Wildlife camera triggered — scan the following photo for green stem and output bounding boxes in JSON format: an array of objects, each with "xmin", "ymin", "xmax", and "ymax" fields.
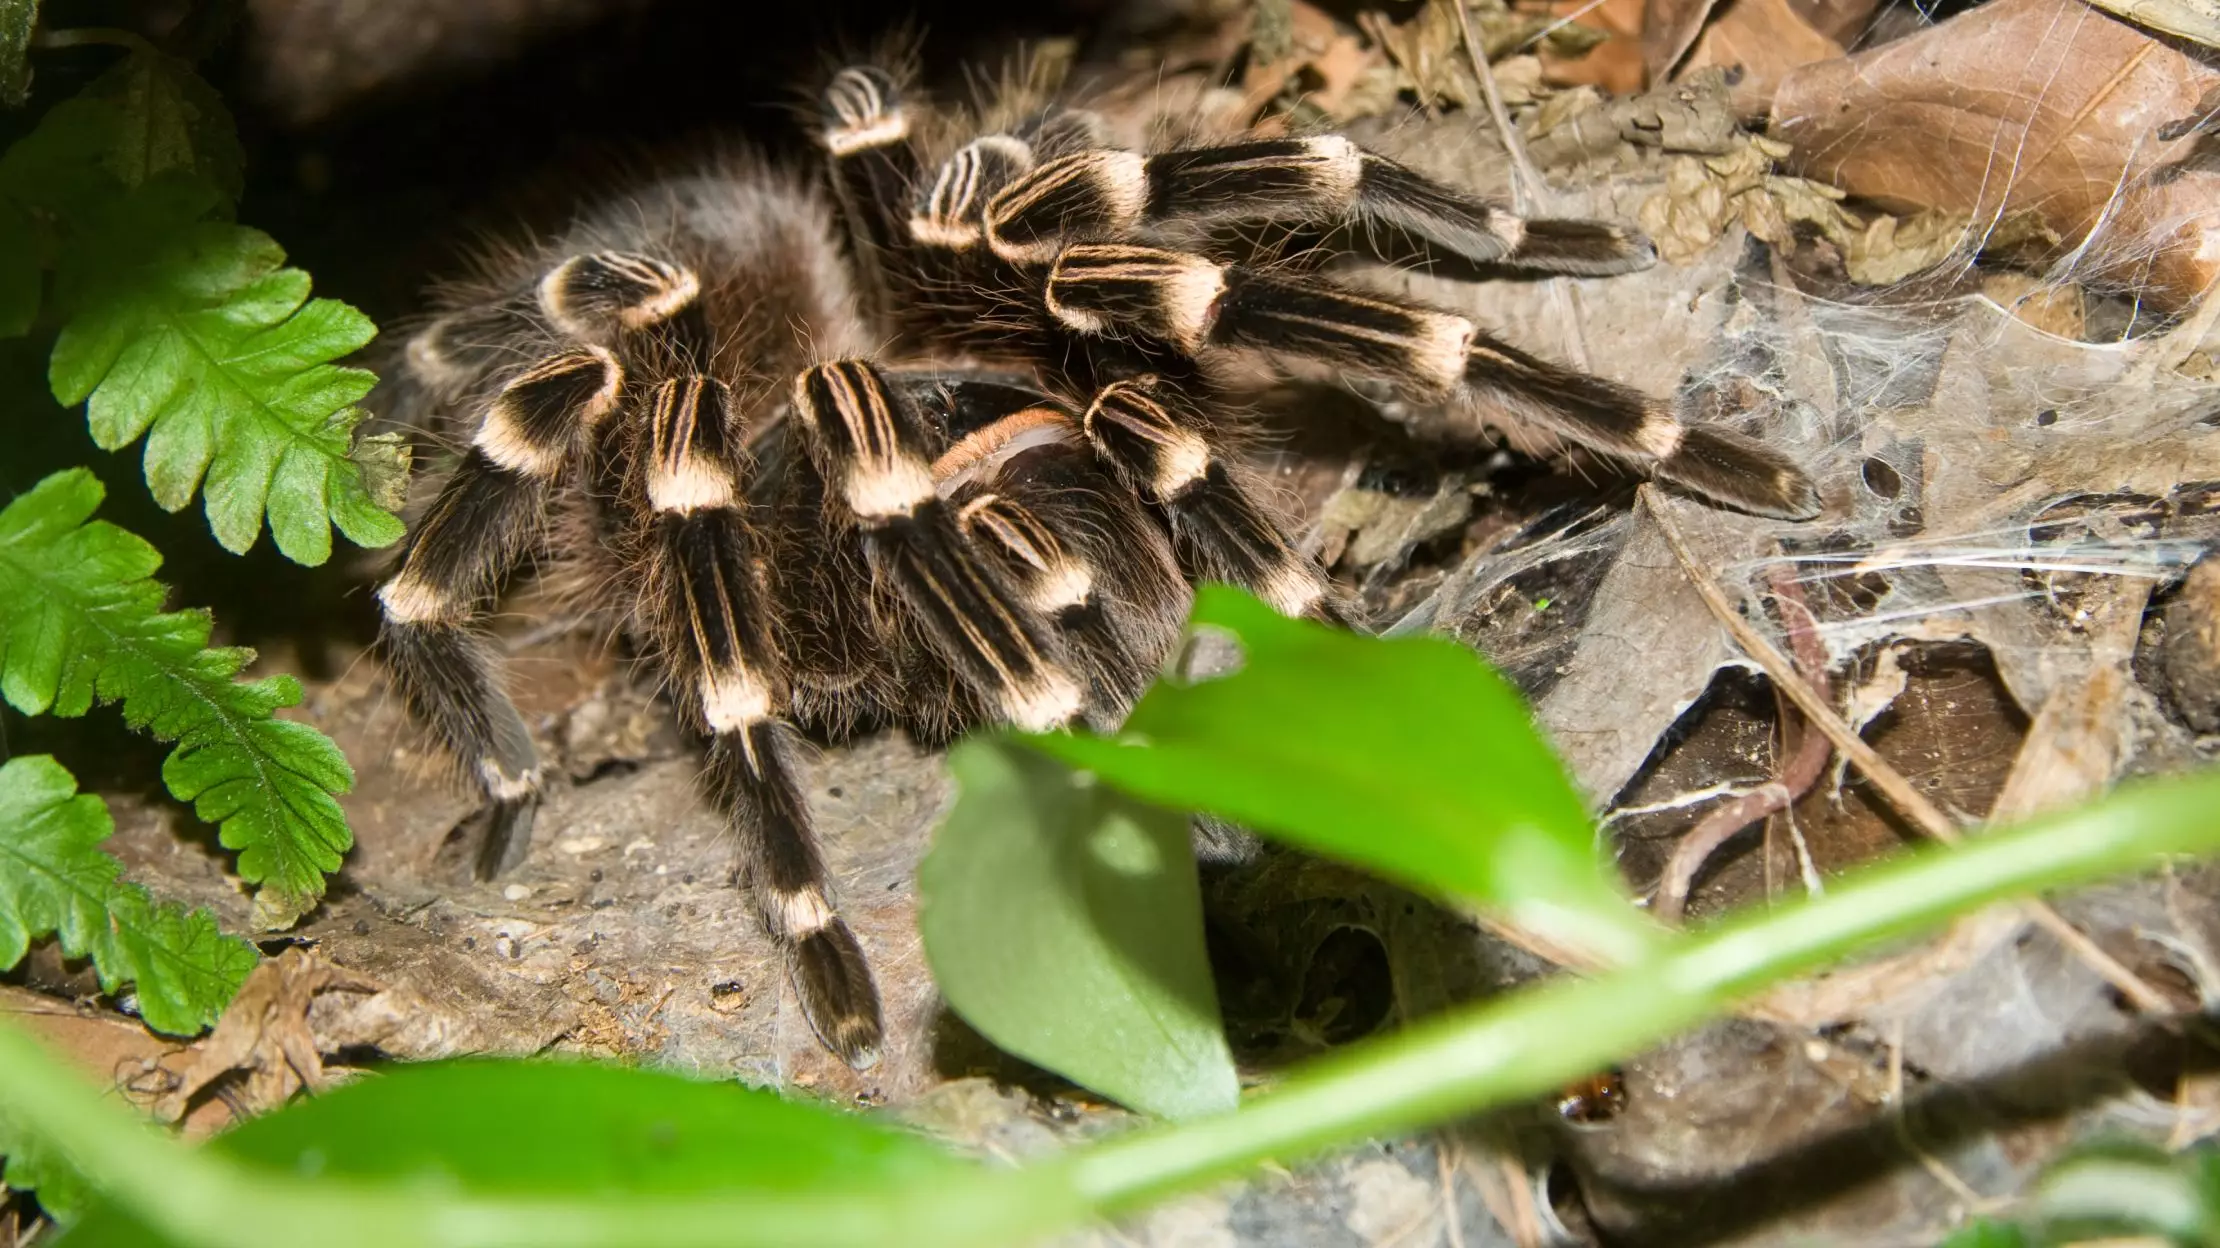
[
  {"xmin": 1, "ymin": 771, "xmax": 2214, "ymax": 1246},
  {"xmin": 1060, "ymin": 770, "xmax": 2220, "ymax": 1210}
]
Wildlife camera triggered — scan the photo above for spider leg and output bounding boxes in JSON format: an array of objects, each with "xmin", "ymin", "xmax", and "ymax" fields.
[
  {"xmin": 924, "ymin": 388, "xmax": 1188, "ymax": 721},
  {"xmin": 1043, "ymin": 245, "xmax": 1821, "ymax": 520},
  {"xmin": 1077, "ymin": 376, "xmax": 1340, "ymax": 619},
  {"xmin": 792, "ymin": 359, "xmax": 1085, "ymax": 731},
  {"xmin": 982, "ymin": 138, "xmax": 1652, "ymax": 276},
  {"xmin": 380, "ymin": 249, "xmax": 703, "ymax": 880},
  {"xmin": 634, "ymin": 372, "xmax": 884, "ymax": 1067},
  {"xmin": 816, "ymin": 65, "xmax": 921, "ymax": 320},
  {"xmin": 376, "ymin": 346, "xmax": 623, "ymax": 878}
]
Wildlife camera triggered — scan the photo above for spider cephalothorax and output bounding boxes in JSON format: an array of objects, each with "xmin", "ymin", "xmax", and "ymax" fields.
[{"xmin": 373, "ymin": 55, "xmax": 1818, "ymax": 1068}]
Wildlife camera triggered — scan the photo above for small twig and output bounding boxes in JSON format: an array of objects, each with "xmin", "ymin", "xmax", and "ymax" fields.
[
  {"xmin": 1654, "ymin": 571, "xmax": 1833, "ymax": 924},
  {"xmin": 1450, "ymin": 4, "xmax": 1597, "ymax": 374},
  {"xmin": 1884, "ymin": 1021, "xmax": 1990, "ymax": 1211},
  {"xmin": 1451, "ymin": 2, "xmax": 1545, "ymax": 214},
  {"xmin": 1436, "ymin": 1140, "xmax": 1470, "ymax": 1248},
  {"xmin": 1640, "ymin": 487, "xmax": 2178, "ymax": 1014}
]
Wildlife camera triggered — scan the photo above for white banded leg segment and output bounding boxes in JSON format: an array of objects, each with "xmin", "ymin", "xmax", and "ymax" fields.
[
  {"xmin": 1044, "ymin": 245, "xmax": 1226, "ymax": 351},
  {"xmin": 472, "ymin": 347, "xmax": 622, "ymax": 477},
  {"xmin": 984, "ymin": 150, "xmax": 1149, "ymax": 264},
  {"xmin": 1354, "ymin": 156, "xmax": 1657, "ymax": 274},
  {"xmin": 912, "ymin": 136, "xmax": 1035, "ymax": 250},
  {"xmin": 1081, "ymin": 380, "xmax": 1213, "ymax": 503},
  {"xmin": 1145, "ymin": 136, "xmax": 1364, "ymax": 221},
  {"xmin": 1203, "ymin": 267, "xmax": 1475, "ymax": 399},
  {"xmin": 378, "ymin": 617, "xmax": 544, "ymax": 879},
  {"xmin": 378, "ymin": 452, "xmax": 551, "ymax": 626},
  {"xmin": 988, "ymin": 138, "xmax": 1371, "ymax": 263},
  {"xmin": 820, "ymin": 65, "xmax": 908, "ymax": 155},
  {"xmin": 537, "ymin": 251, "xmax": 700, "ymax": 339},
  {"xmin": 793, "ymin": 361, "xmax": 1081, "ymax": 729},
  {"xmin": 376, "ymin": 361, "xmax": 588, "ymax": 879},
  {"xmin": 650, "ymin": 503, "xmax": 786, "ymax": 739},
  {"xmin": 1460, "ymin": 330, "xmax": 1820, "ymax": 519},
  {"xmin": 1081, "ymin": 380, "xmax": 1329, "ymax": 619},
  {"xmin": 955, "ymin": 490, "xmax": 1097, "ymax": 615},
  {"xmin": 792, "ymin": 360, "xmax": 941, "ymax": 524},
  {"xmin": 701, "ymin": 724, "xmax": 884, "ymax": 1069},
  {"xmin": 646, "ymin": 376, "xmax": 744, "ymax": 514}
]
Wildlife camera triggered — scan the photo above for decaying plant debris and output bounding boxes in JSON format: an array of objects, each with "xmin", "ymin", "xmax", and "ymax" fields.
[{"xmin": 10, "ymin": 0, "xmax": 2220, "ymax": 1243}]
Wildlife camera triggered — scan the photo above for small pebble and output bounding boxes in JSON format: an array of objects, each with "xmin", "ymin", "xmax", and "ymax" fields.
[{"xmin": 502, "ymin": 883, "xmax": 531, "ymax": 901}]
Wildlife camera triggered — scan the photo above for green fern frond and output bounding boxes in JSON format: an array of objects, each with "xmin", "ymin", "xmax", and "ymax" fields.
[
  {"xmin": 0, "ymin": 754, "xmax": 257, "ymax": 1034},
  {"xmin": 48, "ymin": 210, "xmax": 402, "ymax": 564},
  {"xmin": 0, "ymin": 468, "xmax": 355, "ymax": 921},
  {"xmin": 1, "ymin": 44, "xmax": 400, "ymax": 564}
]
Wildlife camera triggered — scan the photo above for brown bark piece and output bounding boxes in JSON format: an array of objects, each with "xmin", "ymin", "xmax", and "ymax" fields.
[{"xmin": 1771, "ymin": 0, "xmax": 2220, "ymax": 311}]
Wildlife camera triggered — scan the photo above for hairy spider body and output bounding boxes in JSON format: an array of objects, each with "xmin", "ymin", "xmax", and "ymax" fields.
[{"xmin": 375, "ymin": 57, "xmax": 1818, "ymax": 1068}]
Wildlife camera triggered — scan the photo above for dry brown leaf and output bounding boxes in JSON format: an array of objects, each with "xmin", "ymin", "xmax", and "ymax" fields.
[
  {"xmin": 2084, "ymin": 0, "xmax": 2220, "ymax": 47},
  {"xmin": 1772, "ymin": 0, "xmax": 2220, "ymax": 311},
  {"xmin": 1242, "ymin": 0, "xmax": 1383, "ymax": 121},
  {"xmin": 1981, "ymin": 270, "xmax": 2091, "ymax": 339},
  {"xmin": 1362, "ymin": 0, "xmax": 1479, "ymax": 111},
  {"xmin": 1677, "ymin": 0, "xmax": 1844, "ymax": 118},
  {"xmin": 1540, "ymin": 0, "xmax": 1649, "ymax": 92},
  {"xmin": 1642, "ymin": 0, "xmax": 1719, "ymax": 85},
  {"xmin": 1530, "ymin": 66, "xmax": 1743, "ymax": 168},
  {"xmin": 151, "ymin": 948, "xmax": 380, "ymax": 1124}
]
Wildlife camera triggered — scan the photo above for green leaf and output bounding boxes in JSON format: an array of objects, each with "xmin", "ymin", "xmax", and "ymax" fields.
[
  {"xmin": 7, "ymin": 773, "xmax": 2220, "ymax": 1248},
  {"xmin": 0, "ymin": 2, "xmax": 32, "ymax": 109},
  {"xmin": 1025, "ymin": 585, "xmax": 1657, "ymax": 965},
  {"xmin": 0, "ymin": 1127, "xmax": 91, "ymax": 1223},
  {"xmin": 0, "ymin": 468, "xmax": 356, "ymax": 915},
  {"xmin": 79, "ymin": 49, "xmax": 244, "ymax": 202},
  {"xmin": 56, "ymin": 1060, "xmax": 1067, "ymax": 1248},
  {"xmin": 0, "ymin": 755, "xmax": 256, "ymax": 1035},
  {"xmin": 921, "ymin": 740, "xmax": 1237, "ymax": 1120},
  {"xmin": 48, "ymin": 207, "xmax": 402, "ymax": 564},
  {"xmin": 1934, "ymin": 1224, "xmax": 2027, "ymax": 1248}
]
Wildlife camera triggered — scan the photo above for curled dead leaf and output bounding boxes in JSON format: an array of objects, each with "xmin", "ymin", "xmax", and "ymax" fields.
[
  {"xmin": 1772, "ymin": 0, "xmax": 2220, "ymax": 311},
  {"xmin": 1677, "ymin": 0, "xmax": 1844, "ymax": 117}
]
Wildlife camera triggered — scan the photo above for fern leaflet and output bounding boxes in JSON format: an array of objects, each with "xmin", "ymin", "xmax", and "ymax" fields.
[
  {"xmin": 0, "ymin": 754, "xmax": 256, "ymax": 1034},
  {"xmin": 2, "ymin": 45, "xmax": 400, "ymax": 564},
  {"xmin": 48, "ymin": 206, "xmax": 403, "ymax": 564},
  {"xmin": 0, "ymin": 468, "xmax": 355, "ymax": 920}
]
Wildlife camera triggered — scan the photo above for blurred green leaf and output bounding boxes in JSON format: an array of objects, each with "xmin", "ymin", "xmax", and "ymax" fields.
[
  {"xmin": 56, "ymin": 1059, "xmax": 1058, "ymax": 1248},
  {"xmin": 1934, "ymin": 1221, "xmax": 2028, "ymax": 1247},
  {"xmin": 1026, "ymin": 585, "xmax": 1656, "ymax": 964},
  {"xmin": 922, "ymin": 740, "xmax": 1237, "ymax": 1119},
  {"xmin": 79, "ymin": 48, "xmax": 242, "ymax": 201}
]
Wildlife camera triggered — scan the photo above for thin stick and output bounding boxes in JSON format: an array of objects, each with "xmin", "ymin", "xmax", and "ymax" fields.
[
  {"xmin": 1452, "ymin": 2, "xmax": 1546, "ymax": 213},
  {"xmin": 1451, "ymin": 5, "xmax": 1598, "ymax": 372},
  {"xmin": 1655, "ymin": 571, "xmax": 1834, "ymax": 924},
  {"xmin": 1640, "ymin": 487, "xmax": 2177, "ymax": 1014}
]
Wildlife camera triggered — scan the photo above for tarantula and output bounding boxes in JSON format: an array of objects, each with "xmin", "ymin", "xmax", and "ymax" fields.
[{"xmin": 373, "ymin": 55, "xmax": 1819, "ymax": 1069}]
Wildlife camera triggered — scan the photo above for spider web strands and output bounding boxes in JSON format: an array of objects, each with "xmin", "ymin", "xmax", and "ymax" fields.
[{"xmin": 1727, "ymin": 529, "xmax": 2207, "ymax": 642}]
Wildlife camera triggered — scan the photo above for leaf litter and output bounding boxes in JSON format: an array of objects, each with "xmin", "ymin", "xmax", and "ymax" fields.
[{"xmin": 24, "ymin": 0, "xmax": 2220, "ymax": 1244}]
